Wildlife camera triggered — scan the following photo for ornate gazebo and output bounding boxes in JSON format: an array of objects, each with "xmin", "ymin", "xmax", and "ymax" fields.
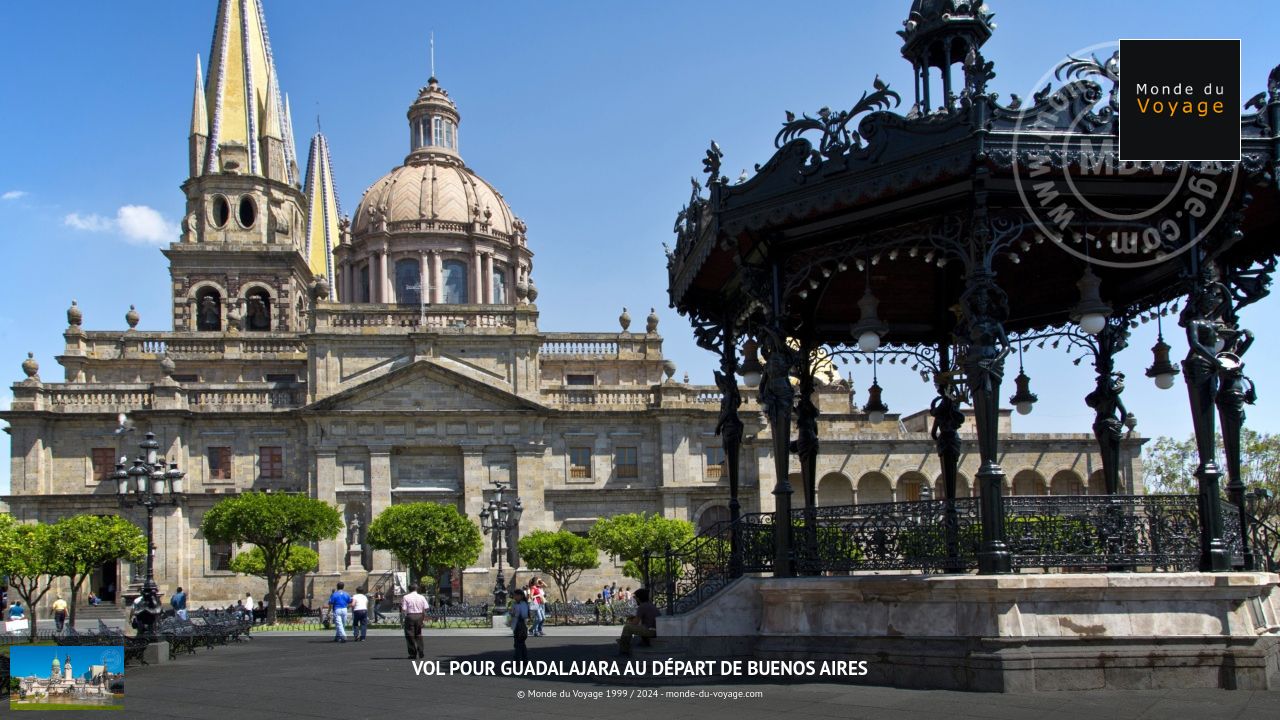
[{"xmin": 664, "ymin": 1, "xmax": 1280, "ymax": 598}]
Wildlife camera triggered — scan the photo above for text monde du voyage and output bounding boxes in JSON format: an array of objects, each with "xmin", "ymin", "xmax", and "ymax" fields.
[{"xmin": 1132, "ymin": 82, "xmax": 1229, "ymax": 118}]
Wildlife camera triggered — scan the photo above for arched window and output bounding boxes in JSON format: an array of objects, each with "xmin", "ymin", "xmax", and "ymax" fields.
[
  {"xmin": 697, "ymin": 506, "xmax": 731, "ymax": 534},
  {"xmin": 395, "ymin": 258, "xmax": 421, "ymax": 305},
  {"xmin": 195, "ymin": 288, "xmax": 222, "ymax": 331},
  {"xmin": 492, "ymin": 264, "xmax": 507, "ymax": 304},
  {"xmin": 856, "ymin": 472, "xmax": 893, "ymax": 504},
  {"xmin": 442, "ymin": 259, "xmax": 468, "ymax": 304},
  {"xmin": 1052, "ymin": 471, "xmax": 1086, "ymax": 496},
  {"xmin": 898, "ymin": 472, "xmax": 929, "ymax": 502},
  {"xmin": 432, "ymin": 116, "xmax": 443, "ymax": 148},
  {"xmin": 1012, "ymin": 470, "xmax": 1047, "ymax": 496},
  {"xmin": 358, "ymin": 263, "xmax": 371, "ymax": 303},
  {"xmin": 817, "ymin": 473, "xmax": 853, "ymax": 506},
  {"xmin": 444, "ymin": 119, "xmax": 456, "ymax": 150},
  {"xmin": 244, "ymin": 288, "xmax": 272, "ymax": 332}
]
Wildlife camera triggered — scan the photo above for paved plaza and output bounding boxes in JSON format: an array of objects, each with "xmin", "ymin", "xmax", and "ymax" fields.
[{"xmin": 21, "ymin": 631, "xmax": 1273, "ymax": 720}]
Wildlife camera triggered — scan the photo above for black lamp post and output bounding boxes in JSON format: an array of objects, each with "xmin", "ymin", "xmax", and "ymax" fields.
[
  {"xmin": 478, "ymin": 480, "xmax": 522, "ymax": 607},
  {"xmin": 109, "ymin": 431, "xmax": 184, "ymax": 637}
]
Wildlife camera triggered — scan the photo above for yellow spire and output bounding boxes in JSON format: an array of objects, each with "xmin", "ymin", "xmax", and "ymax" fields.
[
  {"xmin": 191, "ymin": 55, "xmax": 207, "ymax": 138},
  {"xmin": 202, "ymin": 0, "xmax": 294, "ymax": 183},
  {"xmin": 282, "ymin": 93, "xmax": 299, "ymax": 184},
  {"xmin": 304, "ymin": 132, "xmax": 341, "ymax": 297}
]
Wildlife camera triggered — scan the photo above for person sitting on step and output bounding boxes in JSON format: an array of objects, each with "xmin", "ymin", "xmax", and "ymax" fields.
[{"xmin": 617, "ymin": 588, "xmax": 658, "ymax": 655}]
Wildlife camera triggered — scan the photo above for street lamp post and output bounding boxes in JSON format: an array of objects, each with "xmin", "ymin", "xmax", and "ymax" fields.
[
  {"xmin": 109, "ymin": 431, "xmax": 185, "ymax": 637},
  {"xmin": 478, "ymin": 480, "xmax": 522, "ymax": 607}
]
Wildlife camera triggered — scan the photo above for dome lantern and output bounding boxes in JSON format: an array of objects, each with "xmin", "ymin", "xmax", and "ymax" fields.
[{"xmin": 407, "ymin": 76, "xmax": 461, "ymax": 161}]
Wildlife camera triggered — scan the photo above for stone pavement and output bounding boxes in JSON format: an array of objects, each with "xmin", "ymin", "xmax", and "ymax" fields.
[{"xmin": 35, "ymin": 633, "xmax": 1280, "ymax": 720}]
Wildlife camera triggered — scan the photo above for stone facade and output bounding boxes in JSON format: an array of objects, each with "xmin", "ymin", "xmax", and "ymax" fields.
[{"xmin": 0, "ymin": 0, "xmax": 1144, "ymax": 611}]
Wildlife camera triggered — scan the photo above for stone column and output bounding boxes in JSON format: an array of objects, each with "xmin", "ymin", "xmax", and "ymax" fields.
[
  {"xmin": 369, "ymin": 448, "xmax": 393, "ymax": 571},
  {"xmin": 315, "ymin": 448, "xmax": 345, "ymax": 574},
  {"xmin": 379, "ymin": 248, "xmax": 390, "ymax": 303},
  {"xmin": 473, "ymin": 251, "xmax": 483, "ymax": 304},
  {"xmin": 419, "ymin": 251, "xmax": 429, "ymax": 305},
  {"xmin": 431, "ymin": 252, "xmax": 443, "ymax": 304},
  {"xmin": 461, "ymin": 446, "xmax": 490, "ymax": 602},
  {"xmin": 482, "ymin": 253, "xmax": 494, "ymax": 304}
]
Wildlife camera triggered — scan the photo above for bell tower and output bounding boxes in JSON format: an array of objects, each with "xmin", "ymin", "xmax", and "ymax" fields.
[{"xmin": 166, "ymin": 0, "xmax": 311, "ymax": 333}]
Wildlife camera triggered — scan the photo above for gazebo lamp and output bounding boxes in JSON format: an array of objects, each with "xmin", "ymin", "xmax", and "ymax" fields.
[
  {"xmin": 1069, "ymin": 267, "xmax": 1111, "ymax": 335},
  {"xmin": 850, "ymin": 287, "xmax": 890, "ymax": 352},
  {"xmin": 1145, "ymin": 315, "xmax": 1180, "ymax": 389},
  {"xmin": 739, "ymin": 338, "xmax": 764, "ymax": 386},
  {"xmin": 1007, "ymin": 343, "xmax": 1038, "ymax": 415}
]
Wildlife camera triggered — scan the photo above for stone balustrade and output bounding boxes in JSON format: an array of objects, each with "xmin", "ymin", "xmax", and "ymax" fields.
[
  {"xmin": 314, "ymin": 304, "xmax": 522, "ymax": 332},
  {"xmin": 540, "ymin": 383, "xmax": 754, "ymax": 411},
  {"xmin": 187, "ymin": 385, "xmax": 305, "ymax": 409},
  {"xmin": 65, "ymin": 331, "xmax": 307, "ymax": 360},
  {"xmin": 10, "ymin": 382, "xmax": 304, "ymax": 413}
]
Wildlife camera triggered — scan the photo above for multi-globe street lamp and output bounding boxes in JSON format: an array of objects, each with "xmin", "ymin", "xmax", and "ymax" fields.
[
  {"xmin": 109, "ymin": 431, "xmax": 184, "ymax": 635},
  {"xmin": 478, "ymin": 480, "xmax": 522, "ymax": 607}
]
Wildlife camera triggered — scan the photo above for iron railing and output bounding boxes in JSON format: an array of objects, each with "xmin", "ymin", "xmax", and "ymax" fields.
[
  {"xmin": 656, "ymin": 493, "xmax": 1255, "ymax": 614},
  {"xmin": 1244, "ymin": 512, "xmax": 1280, "ymax": 572}
]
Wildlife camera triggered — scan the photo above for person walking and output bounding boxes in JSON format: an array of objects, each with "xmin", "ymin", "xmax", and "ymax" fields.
[
  {"xmin": 241, "ymin": 593, "xmax": 254, "ymax": 622},
  {"xmin": 372, "ymin": 591, "xmax": 386, "ymax": 623},
  {"xmin": 351, "ymin": 586, "xmax": 369, "ymax": 642},
  {"xmin": 527, "ymin": 578, "xmax": 547, "ymax": 637},
  {"xmin": 329, "ymin": 582, "xmax": 352, "ymax": 643},
  {"xmin": 400, "ymin": 583, "xmax": 428, "ymax": 659},
  {"xmin": 170, "ymin": 587, "xmax": 188, "ymax": 621},
  {"xmin": 52, "ymin": 596, "xmax": 69, "ymax": 632},
  {"xmin": 509, "ymin": 589, "xmax": 530, "ymax": 662}
]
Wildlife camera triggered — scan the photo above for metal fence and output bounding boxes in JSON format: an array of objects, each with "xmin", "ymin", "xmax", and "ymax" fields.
[{"xmin": 655, "ymin": 494, "xmax": 1250, "ymax": 614}]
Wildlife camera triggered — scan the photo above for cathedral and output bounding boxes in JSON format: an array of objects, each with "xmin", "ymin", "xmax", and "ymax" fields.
[
  {"xmin": 1, "ymin": 0, "xmax": 1144, "ymax": 607},
  {"xmin": 16, "ymin": 653, "xmax": 116, "ymax": 701}
]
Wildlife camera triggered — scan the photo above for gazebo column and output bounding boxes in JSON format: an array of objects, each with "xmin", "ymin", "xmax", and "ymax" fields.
[
  {"xmin": 930, "ymin": 345, "xmax": 965, "ymax": 572},
  {"xmin": 1215, "ymin": 282, "xmax": 1257, "ymax": 569},
  {"xmin": 759, "ymin": 327, "xmax": 795, "ymax": 578},
  {"xmin": 962, "ymin": 269, "xmax": 1012, "ymax": 574},
  {"xmin": 1087, "ymin": 319, "xmax": 1130, "ymax": 495},
  {"xmin": 711, "ymin": 324, "xmax": 745, "ymax": 578},
  {"xmin": 1181, "ymin": 259, "xmax": 1231, "ymax": 572},
  {"xmin": 793, "ymin": 339, "xmax": 820, "ymax": 575}
]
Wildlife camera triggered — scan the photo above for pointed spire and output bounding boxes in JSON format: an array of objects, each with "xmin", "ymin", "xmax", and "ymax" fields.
[
  {"xmin": 282, "ymin": 93, "xmax": 299, "ymax": 187},
  {"xmin": 304, "ymin": 132, "xmax": 342, "ymax": 298},
  {"xmin": 201, "ymin": 0, "xmax": 290, "ymax": 179},
  {"xmin": 191, "ymin": 55, "xmax": 208, "ymax": 138}
]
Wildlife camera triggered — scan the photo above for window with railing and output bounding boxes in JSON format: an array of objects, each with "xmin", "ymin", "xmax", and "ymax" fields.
[
  {"xmin": 91, "ymin": 447, "xmax": 117, "ymax": 482},
  {"xmin": 210, "ymin": 542, "xmax": 233, "ymax": 572},
  {"xmin": 705, "ymin": 446, "xmax": 726, "ymax": 478},
  {"xmin": 259, "ymin": 446, "xmax": 283, "ymax": 480},
  {"xmin": 615, "ymin": 447, "xmax": 638, "ymax": 478},
  {"xmin": 569, "ymin": 447, "xmax": 592, "ymax": 479},
  {"xmin": 208, "ymin": 446, "xmax": 233, "ymax": 481}
]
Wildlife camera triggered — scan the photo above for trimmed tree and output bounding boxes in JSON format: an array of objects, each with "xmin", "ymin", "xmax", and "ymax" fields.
[
  {"xmin": 50, "ymin": 515, "xmax": 147, "ymax": 628},
  {"xmin": 367, "ymin": 503, "xmax": 483, "ymax": 595},
  {"xmin": 588, "ymin": 512, "xmax": 694, "ymax": 584},
  {"xmin": 200, "ymin": 492, "xmax": 343, "ymax": 624},
  {"xmin": 517, "ymin": 529, "xmax": 599, "ymax": 603},
  {"xmin": 228, "ymin": 545, "xmax": 319, "ymax": 613},
  {"xmin": 0, "ymin": 517, "xmax": 60, "ymax": 641}
]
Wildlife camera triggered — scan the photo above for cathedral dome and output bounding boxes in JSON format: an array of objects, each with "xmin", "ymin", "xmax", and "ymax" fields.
[
  {"xmin": 350, "ymin": 77, "xmax": 524, "ymax": 244},
  {"xmin": 352, "ymin": 158, "xmax": 520, "ymax": 240},
  {"xmin": 335, "ymin": 76, "xmax": 533, "ymax": 306}
]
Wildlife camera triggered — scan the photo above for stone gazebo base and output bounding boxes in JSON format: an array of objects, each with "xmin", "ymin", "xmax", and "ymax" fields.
[{"xmin": 658, "ymin": 573, "xmax": 1280, "ymax": 691}]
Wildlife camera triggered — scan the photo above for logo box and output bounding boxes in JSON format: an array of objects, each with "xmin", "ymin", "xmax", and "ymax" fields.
[{"xmin": 1119, "ymin": 39, "xmax": 1240, "ymax": 162}]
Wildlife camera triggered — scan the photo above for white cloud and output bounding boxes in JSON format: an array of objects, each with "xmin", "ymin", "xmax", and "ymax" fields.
[
  {"xmin": 64, "ymin": 212, "xmax": 115, "ymax": 232},
  {"xmin": 117, "ymin": 205, "xmax": 178, "ymax": 244},
  {"xmin": 64, "ymin": 205, "xmax": 178, "ymax": 245},
  {"xmin": 2, "ymin": 190, "xmax": 27, "ymax": 200}
]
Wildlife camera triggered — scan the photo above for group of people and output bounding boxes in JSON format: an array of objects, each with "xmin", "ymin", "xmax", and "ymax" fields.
[{"xmin": 326, "ymin": 582, "xmax": 373, "ymax": 643}]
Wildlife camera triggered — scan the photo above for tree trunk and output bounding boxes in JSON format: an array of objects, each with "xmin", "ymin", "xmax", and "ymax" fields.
[
  {"xmin": 264, "ymin": 570, "xmax": 278, "ymax": 624},
  {"xmin": 68, "ymin": 574, "xmax": 88, "ymax": 628}
]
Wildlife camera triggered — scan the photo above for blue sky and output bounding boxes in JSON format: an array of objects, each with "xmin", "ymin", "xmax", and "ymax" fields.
[
  {"xmin": 2, "ymin": 1, "xmax": 1279, "ymax": 495},
  {"xmin": 9, "ymin": 645, "xmax": 124, "ymax": 678}
]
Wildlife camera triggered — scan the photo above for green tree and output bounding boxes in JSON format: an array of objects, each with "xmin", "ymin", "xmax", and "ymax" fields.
[
  {"xmin": 200, "ymin": 492, "xmax": 342, "ymax": 623},
  {"xmin": 228, "ymin": 545, "xmax": 319, "ymax": 613},
  {"xmin": 50, "ymin": 515, "xmax": 147, "ymax": 628},
  {"xmin": 589, "ymin": 512, "xmax": 694, "ymax": 584},
  {"xmin": 1144, "ymin": 430, "xmax": 1280, "ymax": 495},
  {"xmin": 517, "ymin": 530, "xmax": 599, "ymax": 603},
  {"xmin": 367, "ymin": 503, "xmax": 483, "ymax": 595},
  {"xmin": 0, "ymin": 518, "xmax": 60, "ymax": 641}
]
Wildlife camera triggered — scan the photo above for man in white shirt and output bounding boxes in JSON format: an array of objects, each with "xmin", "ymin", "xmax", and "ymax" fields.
[
  {"xmin": 241, "ymin": 593, "xmax": 254, "ymax": 622},
  {"xmin": 400, "ymin": 584, "xmax": 429, "ymax": 659},
  {"xmin": 351, "ymin": 586, "xmax": 370, "ymax": 642}
]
